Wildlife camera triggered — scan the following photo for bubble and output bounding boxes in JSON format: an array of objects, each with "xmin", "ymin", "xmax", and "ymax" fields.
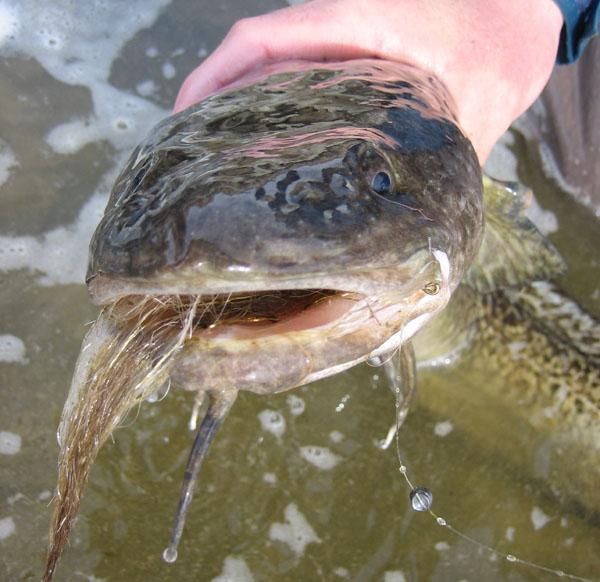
[
  {"xmin": 433, "ymin": 421, "xmax": 453, "ymax": 437},
  {"xmin": 506, "ymin": 554, "xmax": 517, "ymax": 562},
  {"xmin": 286, "ymin": 394, "xmax": 305, "ymax": 416},
  {"xmin": 410, "ymin": 487, "xmax": 433, "ymax": 512},
  {"xmin": 0, "ymin": 517, "xmax": 16, "ymax": 540},
  {"xmin": 300, "ymin": 446, "xmax": 342, "ymax": 470},
  {"xmin": 258, "ymin": 409, "xmax": 286, "ymax": 438},
  {"xmin": 0, "ymin": 335, "xmax": 26, "ymax": 363}
]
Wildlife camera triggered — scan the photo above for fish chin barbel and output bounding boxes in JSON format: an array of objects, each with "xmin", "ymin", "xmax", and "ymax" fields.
[{"xmin": 44, "ymin": 59, "xmax": 483, "ymax": 579}]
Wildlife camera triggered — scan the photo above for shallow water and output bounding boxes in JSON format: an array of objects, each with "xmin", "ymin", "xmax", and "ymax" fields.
[{"xmin": 0, "ymin": 1, "xmax": 599, "ymax": 581}]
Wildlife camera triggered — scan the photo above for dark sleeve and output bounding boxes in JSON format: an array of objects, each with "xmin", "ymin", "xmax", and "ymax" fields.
[{"xmin": 554, "ymin": 0, "xmax": 600, "ymax": 63}]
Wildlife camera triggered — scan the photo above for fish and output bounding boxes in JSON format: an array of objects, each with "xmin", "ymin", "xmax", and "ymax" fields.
[{"xmin": 42, "ymin": 59, "xmax": 595, "ymax": 580}]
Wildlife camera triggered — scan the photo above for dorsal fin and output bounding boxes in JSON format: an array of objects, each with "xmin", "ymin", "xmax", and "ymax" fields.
[{"xmin": 463, "ymin": 176, "xmax": 565, "ymax": 292}]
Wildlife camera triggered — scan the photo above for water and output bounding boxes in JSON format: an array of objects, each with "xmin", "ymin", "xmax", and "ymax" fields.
[{"xmin": 0, "ymin": 1, "xmax": 599, "ymax": 580}]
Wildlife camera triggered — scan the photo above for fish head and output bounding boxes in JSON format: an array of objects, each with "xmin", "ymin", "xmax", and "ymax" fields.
[{"xmin": 86, "ymin": 60, "xmax": 483, "ymax": 394}]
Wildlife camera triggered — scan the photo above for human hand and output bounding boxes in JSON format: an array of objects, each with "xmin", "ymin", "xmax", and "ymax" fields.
[{"xmin": 174, "ymin": 0, "xmax": 563, "ymax": 164}]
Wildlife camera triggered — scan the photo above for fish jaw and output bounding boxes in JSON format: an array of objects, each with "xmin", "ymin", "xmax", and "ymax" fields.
[{"xmin": 153, "ymin": 248, "xmax": 451, "ymax": 395}]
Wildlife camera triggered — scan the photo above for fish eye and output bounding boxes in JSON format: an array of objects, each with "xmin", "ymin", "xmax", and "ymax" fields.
[{"xmin": 371, "ymin": 171, "xmax": 392, "ymax": 195}]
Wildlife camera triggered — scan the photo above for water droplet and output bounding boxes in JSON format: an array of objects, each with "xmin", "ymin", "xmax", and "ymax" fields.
[
  {"xmin": 506, "ymin": 554, "xmax": 517, "ymax": 563},
  {"xmin": 436, "ymin": 516, "xmax": 446, "ymax": 526},
  {"xmin": 410, "ymin": 487, "xmax": 433, "ymax": 512},
  {"xmin": 163, "ymin": 547, "xmax": 178, "ymax": 563}
]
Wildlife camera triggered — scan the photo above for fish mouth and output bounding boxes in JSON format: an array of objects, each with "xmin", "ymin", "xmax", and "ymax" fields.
[{"xmin": 85, "ymin": 247, "xmax": 452, "ymax": 396}]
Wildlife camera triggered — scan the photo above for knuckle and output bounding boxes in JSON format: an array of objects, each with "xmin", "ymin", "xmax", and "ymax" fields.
[{"xmin": 228, "ymin": 17, "xmax": 258, "ymax": 41}]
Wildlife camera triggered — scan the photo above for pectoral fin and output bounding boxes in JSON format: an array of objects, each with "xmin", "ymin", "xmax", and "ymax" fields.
[{"xmin": 463, "ymin": 176, "xmax": 565, "ymax": 292}]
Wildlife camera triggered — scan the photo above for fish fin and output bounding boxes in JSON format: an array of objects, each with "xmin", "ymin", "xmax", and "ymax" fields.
[
  {"xmin": 373, "ymin": 342, "xmax": 416, "ymax": 449},
  {"xmin": 413, "ymin": 285, "xmax": 481, "ymax": 367},
  {"xmin": 463, "ymin": 176, "xmax": 565, "ymax": 292}
]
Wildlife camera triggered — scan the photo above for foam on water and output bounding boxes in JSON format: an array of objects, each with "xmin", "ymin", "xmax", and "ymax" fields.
[
  {"xmin": 0, "ymin": 431, "xmax": 22, "ymax": 455},
  {"xmin": 0, "ymin": 3, "xmax": 20, "ymax": 47},
  {"xmin": 0, "ymin": 334, "xmax": 26, "ymax": 363},
  {"xmin": 485, "ymin": 130, "xmax": 560, "ymax": 234},
  {"xmin": 0, "ymin": 516, "xmax": 16, "ymax": 540},
  {"xmin": 268, "ymin": 503, "xmax": 321, "ymax": 556},
  {"xmin": 262, "ymin": 472, "xmax": 277, "ymax": 485},
  {"xmin": 211, "ymin": 556, "xmax": 254, "ymax": 582},
  {"xmin": 383, "ymin": 571, "xmax": 406, "ymax": 582},
  {"xmin": 299, "ymin": 446, "xmax": 342, "ymax": 470},
  {"xmin": 258, "ymin": 410, "xmax": 286, "ymax": 439},
  {"xmin": 485, "ymin": 131, "xmax": 519, "ymax": 182},
  {"xmin": 0, "ymin": 0, "xmax": 170, "ymax": 285},
  {"xmin": 136, "ymin": 79, "xmax": 158, "ymax": 97},
  {"xmin": 162, "ymin": 61, "xmax": 176, "ymax": 79},
  {"xmin": 525, "ymin": 196, "xmax": 559, "ymax": 236},
  {"xmin": 0, "ymin": 187, "xmax": 108, "ymax": 285},
  {"xmin": 433, "ymin": 421, "xmax": 453, "ymax": 437},
  {"xmin": 286, "ymin": 394, "xmax": 305, "ymax": 416},
  {"xmin": 0, "ymin": 0, "xmax": 169, "ymax": 154},
  {"xmin": 0, "ymin": 141, "xmax": 18, "ymax": 187},
  {"xmin": 531, "ymin": 506, "xmax": 551, "ymax": 530}
]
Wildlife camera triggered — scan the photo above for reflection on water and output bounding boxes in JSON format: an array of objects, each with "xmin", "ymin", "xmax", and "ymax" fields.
[{"xmin": 0, "ymin": 1, "xmax": 599, "ymax": 580}]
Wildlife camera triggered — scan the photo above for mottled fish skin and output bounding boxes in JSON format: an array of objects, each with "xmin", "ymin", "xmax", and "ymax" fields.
[
  {"xmin": 416, "ymin": 279, "xmax": 600, "ymax": 512},
  {"xmin": 478, "ymin": 282, "xmax": 599, "ymax": 429},
  {"xmin": 87, "ymin": 60, "xmax": 483, "ymax": 302}
]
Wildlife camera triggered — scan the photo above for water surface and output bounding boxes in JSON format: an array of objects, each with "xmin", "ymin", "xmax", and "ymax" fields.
[{"xmin": 0, "ymin": 1, "xmax": 599, "ymax": 580}]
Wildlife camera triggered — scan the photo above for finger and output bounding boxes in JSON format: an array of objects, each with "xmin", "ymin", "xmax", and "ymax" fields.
[{"xmin": 173, "ymin": 2, "xmax": 381, "ymax": 112}]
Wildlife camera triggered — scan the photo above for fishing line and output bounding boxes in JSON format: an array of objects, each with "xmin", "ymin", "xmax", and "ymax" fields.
[{"xmin": 391, "ymin": 381, "xmax": 592, "ymax": 581}]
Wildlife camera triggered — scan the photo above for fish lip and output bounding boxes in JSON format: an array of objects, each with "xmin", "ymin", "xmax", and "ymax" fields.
[{"xmin": 86, "ymin": 248, "xmax": 443, "ymax": 306}]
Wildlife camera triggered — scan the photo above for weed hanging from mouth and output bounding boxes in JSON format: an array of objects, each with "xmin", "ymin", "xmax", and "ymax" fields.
[{"xmin": 45, "ymin": 295, "xmax": 200, "ymax": 581}]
